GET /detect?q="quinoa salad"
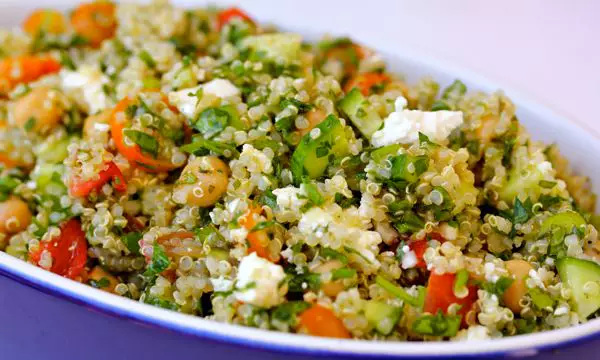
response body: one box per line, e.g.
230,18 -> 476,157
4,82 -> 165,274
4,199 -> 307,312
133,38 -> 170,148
1,0 -> 600,342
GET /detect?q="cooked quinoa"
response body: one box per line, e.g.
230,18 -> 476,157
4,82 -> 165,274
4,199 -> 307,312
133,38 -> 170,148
2,0 -> 600,342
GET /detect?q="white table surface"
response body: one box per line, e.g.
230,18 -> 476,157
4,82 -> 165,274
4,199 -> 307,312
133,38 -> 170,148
1,0 -> 598,137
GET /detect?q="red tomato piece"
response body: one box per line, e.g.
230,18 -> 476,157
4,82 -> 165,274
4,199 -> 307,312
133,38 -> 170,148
69,161 -> 127,197
424,272 -> 478,322
217,7 -> 254,30
29,218 -> 88,280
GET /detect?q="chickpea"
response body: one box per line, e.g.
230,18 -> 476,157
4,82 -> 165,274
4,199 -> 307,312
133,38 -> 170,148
173,156 -> 229,207
12,87 -> 65,134
88,266 -> 119,294
0,196 -> 32,235
83,109 -> 111,140
312,260 -> 346,297
298,108 -> 326,137
503,259 -> 533,313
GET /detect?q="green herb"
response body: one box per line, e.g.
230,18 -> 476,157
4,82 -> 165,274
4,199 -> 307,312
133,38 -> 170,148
123,129 -> 159,157
514,318 -> 537,334
394,211 -> 426,234
395,240 -> 407,263
513,197 -> 532,225
302,181 -> 324,206
331,267 -> 356,280
280,98 -> 313,113
320,247 -> 348,264
528,287 -> 555,310
196,224 -> 225,247
412,311 -> 461,337
375,275 -> 422,307
286,267 -> 321,293
0,176 -> 19,201
539,180 -> 557,189
390,154 -> 429,183
271,301 -> 310,324
333,192 -> 359,209
144,295 -> 178,311
143,244 -> 171,281
258,189 -> 278,210
90,277 -> 110,289
430,100 -> 450,111
251,220 -> 276,232
479,276 -> 514,297
139,50 -> 157,68
441,80 -> 467,100
59,51 -> 76,70
539,195 -> 564,208
122,232 -> 142,254
180,136 -> 240,158
453,269 -> 469,295
418,132 -> 439,147
24,117 -> 36,132
194,107 -> 230,138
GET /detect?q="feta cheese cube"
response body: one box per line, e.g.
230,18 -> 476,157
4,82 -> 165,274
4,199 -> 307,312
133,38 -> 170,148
168,78 -> 240,119
235,253 -> 287,308
371,96 -> 463,147
62,65 -> 110,114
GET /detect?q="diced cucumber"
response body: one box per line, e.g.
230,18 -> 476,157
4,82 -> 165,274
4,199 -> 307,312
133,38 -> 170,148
208,248 -> 230,261
242,33 -> 302,63
540,211 -> 586,235
390,154 -> 429,183
557,257 -> 600,319
31,164 -> 65,192
339,88 -> 383,138
36,136 -> 71,164
290,114 -> 349,182
364,300 -> 401,335
370,144 -> 401,163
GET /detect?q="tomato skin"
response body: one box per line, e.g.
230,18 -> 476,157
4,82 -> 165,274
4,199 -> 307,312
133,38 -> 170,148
0,55 -> 61,93
238,206 -> 279,262
298,304 -> 351,338
409,232 -> 447,269
110,96 -> 180,173
217,7 -> 254,30
70,161 -> 127,197
29,218 -> 88,280
424,272 -> 478,322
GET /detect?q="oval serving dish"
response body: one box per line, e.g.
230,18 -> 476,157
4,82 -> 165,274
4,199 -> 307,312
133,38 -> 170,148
1,1 -> 600,359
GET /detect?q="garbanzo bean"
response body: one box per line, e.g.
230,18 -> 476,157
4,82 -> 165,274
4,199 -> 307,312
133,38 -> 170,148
503,259 -> 533,313
83,109 -> 111,140
298,108 -> 326,137
173,156 -> 229,207
0,196 -> 32,235
12,87 -> 65,134
88,266 -> 119,294
312,260 -> 345,297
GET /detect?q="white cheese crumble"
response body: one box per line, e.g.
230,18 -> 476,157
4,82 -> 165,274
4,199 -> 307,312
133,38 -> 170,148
371,96 -> 463,147
234,253 -> 287,308
203,78 -> 240,98
297,204 -> 382,273
401,246 -> 418,269
61,65 -> 110,114
210,277 -> 234,292
168,78 -> 240,118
